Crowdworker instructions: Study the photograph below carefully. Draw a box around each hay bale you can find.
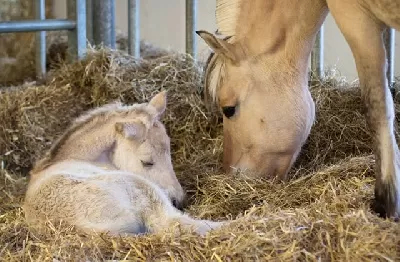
[0,48,399,261]
[116,33,171,59]
[296,83,373,171]
[0,48,210,172]
[0,31,170,87]
[0,31,66,87]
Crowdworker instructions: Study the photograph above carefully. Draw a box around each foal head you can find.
[111,91,186,208]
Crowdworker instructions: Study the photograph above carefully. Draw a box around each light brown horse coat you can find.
[23,92,224,236]
[197,0,400,218]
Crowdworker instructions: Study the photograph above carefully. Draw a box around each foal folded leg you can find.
[328,1,400,218]
[74,176,226,236]
[145,204,227,236]
[139,183,227,236]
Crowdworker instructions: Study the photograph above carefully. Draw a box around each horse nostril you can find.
[222,106,236,118]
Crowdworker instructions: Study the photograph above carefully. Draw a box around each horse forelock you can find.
[204,52,226,104]
[31,101,151,174]
[203,35,235,105]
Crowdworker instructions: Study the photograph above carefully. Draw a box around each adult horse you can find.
[197,0,400,218]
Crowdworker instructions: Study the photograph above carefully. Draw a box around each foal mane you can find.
[31,101,147,174]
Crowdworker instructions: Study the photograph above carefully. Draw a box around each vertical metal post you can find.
[67,0,87,62]
[110,0,116,49]
[383,27,395,90]
[92,0,115,48]
[86,0,93,44]
[311,24,324,80]
[185,0,197,60]
[35,0,46,79]
[128,0,140,58]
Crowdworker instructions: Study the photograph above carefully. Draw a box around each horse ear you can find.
[196,30,237,62]
[148,90,167,117]
[115,121,145,140]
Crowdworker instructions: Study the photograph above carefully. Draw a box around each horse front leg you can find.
[360,51,400,219]
[328,1,400,219]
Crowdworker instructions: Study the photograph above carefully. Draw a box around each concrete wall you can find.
[53,0,400,82]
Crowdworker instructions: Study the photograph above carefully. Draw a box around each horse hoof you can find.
[372,185,399,221]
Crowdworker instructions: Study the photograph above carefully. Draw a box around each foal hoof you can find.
[172,197,188,211]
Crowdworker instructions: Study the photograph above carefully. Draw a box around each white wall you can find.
[53,0,400,82]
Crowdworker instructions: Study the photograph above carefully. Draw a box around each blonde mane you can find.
[202,0,247,104]
[203,36,234,104]
[31,101,148,173]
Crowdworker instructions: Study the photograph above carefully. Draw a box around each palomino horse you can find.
[197,0,400,218]
[23,91,224,236]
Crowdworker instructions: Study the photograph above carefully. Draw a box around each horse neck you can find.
[237,0,329,76]
[52,121,117,164]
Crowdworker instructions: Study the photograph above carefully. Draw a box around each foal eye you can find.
[222,106,236,118]
[141,160,154,167]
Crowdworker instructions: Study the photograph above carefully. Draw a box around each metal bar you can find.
[383,27,395,90]
[311,24,324,80]
[185,0,197,60]
[67,0,87,62]
[0,19,76,33]
[110,0,116,49]
[128,0,140,58]
[86,0,93,44]
[92,0,114,48]
[35,0,46,79]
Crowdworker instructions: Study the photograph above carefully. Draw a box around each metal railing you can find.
[0,0,395,87]
[128,0,140,58]
[185,0,197,60]
[311,25,324,81]
[0,0,87,79]
[86,0,197,60]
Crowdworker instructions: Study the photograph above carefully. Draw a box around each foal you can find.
[23,91,224,236]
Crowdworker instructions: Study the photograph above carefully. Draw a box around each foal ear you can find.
[148,90,167,117]
[115,121,145,140]
[196,30,237,62]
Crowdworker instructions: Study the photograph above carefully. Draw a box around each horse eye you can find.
[141,160,154,167]
[222,106,236,118]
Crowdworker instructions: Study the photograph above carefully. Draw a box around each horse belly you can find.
[358,0,400,29]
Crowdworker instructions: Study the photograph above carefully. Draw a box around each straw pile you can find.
[1,47,399,261]
[0,30,170,87]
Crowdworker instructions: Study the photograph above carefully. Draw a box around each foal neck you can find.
[52,121,117,164]
[31,119,118,175]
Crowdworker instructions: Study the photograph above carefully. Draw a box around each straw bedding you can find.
[0,46,399,261]
[0,30,170,87]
